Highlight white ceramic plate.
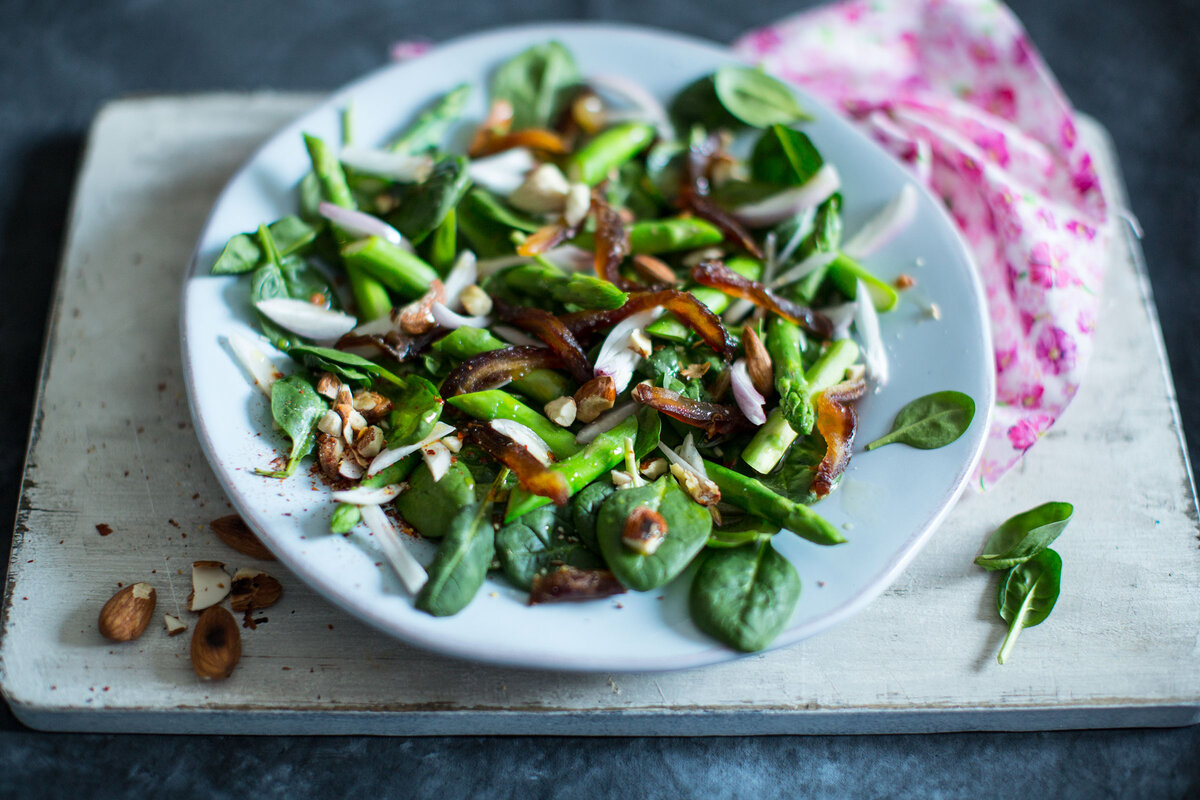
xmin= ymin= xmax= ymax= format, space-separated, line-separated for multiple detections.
xmin=182 ymin=23 xmax=994 ymax=672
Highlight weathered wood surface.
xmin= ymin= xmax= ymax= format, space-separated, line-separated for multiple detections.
xmin=0 ymin=95 xmax=1195 ymax=734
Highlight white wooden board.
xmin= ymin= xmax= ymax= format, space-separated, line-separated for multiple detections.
xmin=0 ymin=94 xmax=1196 ymax=735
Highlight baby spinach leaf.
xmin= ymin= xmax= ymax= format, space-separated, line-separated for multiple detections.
xmin=279 ymin=257 xmax=336 ymax=309
xmin=864 ymin=391 xmax=976 ymax=451
xmin=571 ymin=481 xmax=615 ymax=553
xmin=757 ymin=431 xmax=826 ymax=505
xmin=386 ymin=374 xmax=444 ymax=448
xmin=634 ymin=406 xmax=663 ymax=461
xmin=387 ymin=155 xmax=471 ymax=244
xmin=689 ymin=539 xmax=801 ymax=652
xmin=416 ymin=500 xmax=495 ymax=617
xmin=714 ymin=66 xmax=811 ymax=129
xmin=496 ymin=505 xmax=600 ymax=590
xmin=490 ymin=41 xmax=580 ymax=131
xmin=256 ymin=374 xmax=327 ymax=479
xmin=212 ymin=216 xmax=318 ymax=275
xmin=250 ymin=261 xmax=304 ymax=351
xmin=996 ymin=548 xmax=1062 ymax=664
xmin=751 ymin=125 xmax=824 ymax=187
xmin=975 ymin=502 xmax=1074 ymax=572
xmin=707 ymin=517 xmax=780 ymax=549
xmin=669 ymin=75 xmax=741 ymax=133
xmin=395 ymin=461 xmax=477 ymax=540
xmin=287 ymin=344 xmax=405 ymax=388
xmin=596 ymin=475 xmax=712 ymax=592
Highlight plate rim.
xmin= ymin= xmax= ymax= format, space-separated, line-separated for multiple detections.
xmin=180 ymin=20 xmax=995 ymax=673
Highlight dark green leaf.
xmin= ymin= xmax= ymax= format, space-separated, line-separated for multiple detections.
xmin=864 ymin=391 xmax=976 ymax=451
xmin=416 ymin=501 xmax=495 ymax=617
xmin=634 ymin=406 xmax=662 ymax=461
xmin=757 ymin=431 xmax=826 ymax=505
xmin=996 ymin=548 xmax=1062 ymax=664
xmin=287 ymin=344 xmax=405 ymax=388
xmin=707 ymin=517 xmax=780 ymax=549
xmin=212 ymin=216 xmax=318 ymax=275
xmin=668 ymin=75 xmax=741 ymax=133
xmin=256 ymin=374 xmax=327 ymax=479
xmin=751 ymin=125 xmax=824 ymax=187
xmin=490 ymin=41 xmax=580 ymax=130
xmin=571 ymin=481 xmax=615 ymax=553
xmin=385 ymin=374 xmax=444 ymax=448
xmin=395 ymin=462 xmax=477 ymax=540
xmin=387 ymin=155 xmax=472 ymax=244
xmin=689 ymin=539 xmax=801 ymax=651
xmin=975 ymin=502 xmax=1073 ymax=571
xmin=496 ymin=505 xmax=600 ymax=590
xmin=596 ymin=475 xmax=712 ymax=592
xmin=714 ymin=66 xmax=810 ymax=129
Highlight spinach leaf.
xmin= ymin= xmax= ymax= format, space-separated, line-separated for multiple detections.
xmin=280 ymin=257 xmax=336 ymax=309
xmin=416 ymin=501 xmax=495 ymax=617
xmin=751 ymin=125 xmax=824 ymax=187
xmin=975 ymin=502 xmax=1073 ymax=572
xmin=395 ymin=461 xmax=477 ymax=540
xmin=389 ymin=82 xmax=471 ymax=155
xmin=455 ymin=187 xmax=541 ymax=259
xmin=250 ymin=261 xmax=302 ymax=350
xmin=287 ymin=344 xmax=405 ymax=388
xmin=386 ymin=374 xmax=444 ymax=448
xmin=714 ymin=66 xmax=811 ymax=129
xmin=634 ymin=406 xmax=663 ymax=461
xmin=757 ymin=431 xmax=826 ymax=505
xmin=212 ymin=216 xmax=318 ymax=275
xmin=864 ymin=391 xmax=976 ymax=451
xmin=496 ymin=505 xmax=600 ymax=590
xmin=571 ymin=481 xmax=615 ymax=553
xmin=490 ymin=41 xmax=580 ymax=131
xmin=668 ymin=76 xmax=741 ymax=133
xmin=387 ymin=155 xmax=472 ymax=244
xmin=707 ymin=517 xmax=780 ymax=549
xmin=689 ymin=539 xmax=801 ymax=652
xmin=596 ymin=475 xmax=712 ymax=592
xmin=255 ymin=374 xmax=327 ymax=479
xmin=996 ymin=548 xmax=1062 ymax=664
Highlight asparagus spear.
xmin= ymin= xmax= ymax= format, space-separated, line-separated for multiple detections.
xmin=566 ymin=121 xmax=656 ymax=186
xmin=767 ymin=316 xmax=814 ymax=435
xmin=496 ymin=261 xmax=627 ymax=310
xmin=389 ymin=83 xmax=471 ymax=155
xmin=340 ymin=236 xmax=440 ymax=299
xmin=704 ymin=460 xmax=845 ymax=546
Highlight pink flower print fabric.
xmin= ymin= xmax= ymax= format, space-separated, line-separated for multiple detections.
xmin=735 ymin=0 xmax=1110 ymax=489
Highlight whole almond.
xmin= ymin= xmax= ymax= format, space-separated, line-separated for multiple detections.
xmin=210 ymin=515 xmax=275 ymax=561
xmin=230 ymin=569 xmax=283 ymax=613
xmin=741 ymin=326 xmax=774 ymax=396
xmin=190 ymin=607 xmax=242 ymax=680
xmin=98 ymin=582 xmax=156 ymax=642
xmin=574 ymin=376 xmax=616 ymax=423
xmin=630 ymin=254 xmax=679 ymax=286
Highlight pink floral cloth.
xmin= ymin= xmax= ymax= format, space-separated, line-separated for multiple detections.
xmin=734 ymin=0 xmax=1110 ymax=488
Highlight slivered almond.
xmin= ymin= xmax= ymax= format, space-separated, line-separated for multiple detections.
xmin=741 ymin=326 xmax=774 ymax=396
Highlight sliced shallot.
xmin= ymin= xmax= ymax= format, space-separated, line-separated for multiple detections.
xmin=843 ymin=184 xmax=919 ymax=259
xmin=575 ymin=401 xmax=638 ymax=445
xmin=367 ymin=421 xmax=455 ymax=476
xmin=440 ymin=250 xmax=478 ymax=310
xmin=731 ymin=164 xmax=841 ymax=228
xmin=254 ymin=298 xmax=358 ymax=341
xmin=359 ymin=504 xmax=427 ymax=594
xmin=465 ymin=147 xmax=536 ymax=196
xmin=422 ymin=440 xmax=452 ymax=482
xmin=338 ymin=147 xmax=434 ymax=182
xmin=489 ymin=419 xmax=554 ymax=466
xmin=224 ymin=333 xmax=284 ymax=397
xmin=317 ymin=202 xmax=408 ymax=249
xmin=432 ymin=302 xmax=490 ymax=330
xmin=729 ymin=359 xmax=767 ymax=425
xmin=331 ymin=484 xmax=405 ymax=506
xmin=853 ymin=279 xmax=889 ymax=386
xmin=593 ymin=308 xmax=663 ymax=392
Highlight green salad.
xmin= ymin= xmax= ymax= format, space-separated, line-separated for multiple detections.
xmin=213 ymin=41 xmax=973 ymax=652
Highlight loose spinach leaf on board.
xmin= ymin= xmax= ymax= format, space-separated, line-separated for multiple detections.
xmin=496 ymin=505 xmax=600 ymax=591
xmin=751 ymin=125 xmax=824 ymax=187
xmin=714 ymin=66 xmax=811 ymax=129
xmin=864 ymin=391 xmax=976 ymax=451
xmin=975 ymin=502 xmax=1074 ymax=572
xmin=389 ymin=83 xmax=471 ymax=155
xmin=490 ymin=41 xmax=580 ymax=131
xmin=689 ymin=539 xmax=801 ymax=652
xmin=287 ymin=344 xmax=405 ymax=388
xmin=256 ymin=374 xmax=327 ymax=479
xmin=596 ymin=475 xmax=712 ymax=592
xmin=395 ymin=461 xmax=477 ymax=540
xmin=387 ymin=155 xmax=472 ymax=244
xmin=416 ymin=500 xmax=496 ymax=617
xmin=386 ymin=374 xmax=444 ymax=448
xmin=571 ymin=481 xmax=615 ymax=553
xmin=212 ymin=216 xmax=318 ymax=275
xmin=996 ymin=548 xmax=1062 ymax=664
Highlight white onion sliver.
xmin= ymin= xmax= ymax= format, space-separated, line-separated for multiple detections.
xmin=331 ymin=484 xmax=404 ymax=506
xmin=351 ymin=310 xmax=398 ymax=337
xmin=575 ymin=402 xmax=638 ymax=445
xmin=732 ymin=164 xmax=841 ymax=228
xmin=367 ymin=421 xmax=455 ymax=476
xmin=224 ymin=333 xmax=283 ymax=397
xmin=853 ymin=279 xmax=889 ymax=386
xmin=317 ymin=202 xmax=407 ymax=248
xmin=538 ymin=245 xmax=594 ymax=272
xmin=359 ymin=504 xmax=427 ymax=594
xmin=339 ymin=147 xmax=434 ymax=182
xmin=489 ymin=419 xmax=553 ymax=466
xmin=440 ymin=251 xmax=478 ymax=310
xmin=657 ymin=441 xmax=709 ymax=485
xmin=776 ymin=206 xmax=817 ymax=266
xmin=254 ymin=298 xmax=358 ymax=341
xmin=730 ymin=359 xmax=768 ymax=425
xmin=843 ymin=184 xmax=919 ymax=259
xmin=677 ymin=434 xmax=708 ymax=479
xmin=466 ymin=148 xmax=536 ymax=196
xmin=475 ymin=254 xmax=532 ymax=277
xmin=820 ymin=301 xmax=859 ymax=341
xmin=593 ymin=308 xmax=663 ymax=392
xmin=491 ymin=324 xmax=545 ymax=348
xmin=422 ymin=440 xmax=452 ymax=482
xmin=772 ymin=251 xmax=839 ymax=288
xmin=432 ymin=302 xmax=490 ymax=330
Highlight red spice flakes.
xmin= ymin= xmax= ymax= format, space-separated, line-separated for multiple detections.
xmin=96 ymin=524 xmax=113 ymax=537
xmin=168 ymin=519 xmax=180 ymax=529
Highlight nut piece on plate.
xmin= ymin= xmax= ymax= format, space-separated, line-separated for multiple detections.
xmin=574 ymin=376 xmax=616 ymax=423
xmin=740 ymin=326 xmax=773 ymax=396
xmin=164 ymin=614 xmax=188 ymax=636
xmin=98 ymin=582 xmax=156 ymax=642
xmin=189 ymin=561 xmax=231 ymax=612
xmin=621 ymin=507 xmax=669 ymax=555
xmin=544 ymin=396 xmax=577 ymax=427
xmin=209 ymin=515 xmax=275 ymax=561
xmin=230 ymin=568 xmax=283 ymax=613
xmin=630 ymin=254 xmax=679 ymax=286
xmin=190 ymin=607 xmax=242 ymax=680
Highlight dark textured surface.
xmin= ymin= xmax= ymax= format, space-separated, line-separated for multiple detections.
xmin=0 ymin=0 xmax=1197 ymax=796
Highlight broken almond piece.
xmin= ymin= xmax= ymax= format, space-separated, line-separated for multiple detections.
xmin=741 ymin=326 xmax=774 ymax=396
xmin=680 ymin=362 xmax=711 ymax=381
xmin=315 ymin=372 xmax=342 ymax=400
xmin=189 ymin=561 xmax=231 ymax=612
xmin=574 ymin=376 xmax=616 ymax=423
xmin=191 ymin=607 xmax=241 ymax=680
xmin=670 ymin=463 xmax=721 ymax=507
xmin=98 ymin=582 xmax=156 ymax=642
xmin=622 ymin=507 xmax=669 ymax=555
xmin=544 ymin=396 xmax=577 ymax=427
xmin=230 ymin=568 xmax=283 ymax=613
xmin=164 ymin=613 xmax=188 ymax=636
xmin=210 ymin=515 xmax=275 ymax=561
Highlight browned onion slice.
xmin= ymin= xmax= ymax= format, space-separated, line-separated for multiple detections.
xmin=811 ymin=381 xmax=866 ymax=498
xmin=561 ymin=290 xmax=736 ymax=360
xmin=529 ymin=566 xmax=626 ymax=605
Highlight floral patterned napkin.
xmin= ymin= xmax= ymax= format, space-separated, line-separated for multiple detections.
xmin=734 ymin=0 xmax=1110 ymax=488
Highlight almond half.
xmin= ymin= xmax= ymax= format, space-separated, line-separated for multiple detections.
xmin=189 ymin=561 xmax=231 ymax=612
xmin=191 ymin=607 xmax=242 ymax=680
xmin=98 ymin=582 xmax=156 ymax=642
xmin=210 ymin=515 xmax=275 ymax=561
xmin=230 ymin=569 xmax=283 ymax=613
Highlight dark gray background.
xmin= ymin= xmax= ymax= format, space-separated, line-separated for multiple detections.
xmin=0 ymin=0 xmax=1197 ymax=797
